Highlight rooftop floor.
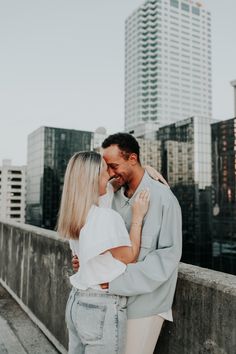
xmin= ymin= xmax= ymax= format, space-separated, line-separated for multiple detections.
xmin=0 ymin=285 xmax=59 ymax=354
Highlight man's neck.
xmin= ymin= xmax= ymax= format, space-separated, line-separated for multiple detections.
xmin=124 ymin=167 xmax=145 ymax=198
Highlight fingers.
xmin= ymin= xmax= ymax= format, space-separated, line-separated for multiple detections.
xmin=151 ymin=171 xmax=169 ymax=186
xmin=145 ymin=165 xmax=170 ymax=187
xmin=155 ymin=173 xmax=169 ymax=187
xmin=136 ymin=188 xmax=150 ymax=201
xmin=72 ymin=256 xmax=79 ymax=265
xmin=72 ymin=255 xmax=80 ymax=272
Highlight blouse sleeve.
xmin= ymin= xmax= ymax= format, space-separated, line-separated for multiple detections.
xmin=80 ymin=207 xmax=131 ymax=263
xmin=80 ymin=252 xmax=127 ymax=285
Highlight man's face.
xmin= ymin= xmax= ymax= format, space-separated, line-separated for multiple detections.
xmin=102 ymin=145 xmax=134 ymax=186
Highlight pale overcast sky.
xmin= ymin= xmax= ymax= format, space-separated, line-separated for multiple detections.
xmin=0 ymin=0 xmax=235 ymax=165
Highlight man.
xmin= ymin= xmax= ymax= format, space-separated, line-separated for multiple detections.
xmin=74 ymin=133 xmax=182 ymax=354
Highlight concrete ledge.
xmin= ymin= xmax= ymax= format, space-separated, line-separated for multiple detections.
xmin=178 ymin=262 xmax=236 ymax=293
xmin=0 ymin=220 xmax=71 ymax=352
xmin=0 ymin=220 xmax=236 ymax=354
xmin=157 ymin=264 xmax=236 ymax=353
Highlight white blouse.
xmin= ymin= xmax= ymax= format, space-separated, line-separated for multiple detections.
xmin=69 ymin=198 xmax=131 ymax=291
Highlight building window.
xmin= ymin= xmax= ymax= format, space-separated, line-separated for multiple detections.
xmin=181 ymin=3 xmax=190 ymax=12
xmin=192 ymin=6 xmax=200 ymax=16
xmin=9 ymin=170 xmax=22 ymax=174
xmin=10 ymin=192 xmax=21 ymax=197
xmin=10 ymin=200 xmax=21 ymax=204
xmin=170 ymin=0 xmax=179 ymax=9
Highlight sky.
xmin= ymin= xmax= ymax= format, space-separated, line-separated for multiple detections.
xmin=0 ymin=0 xmax=236 ymax=165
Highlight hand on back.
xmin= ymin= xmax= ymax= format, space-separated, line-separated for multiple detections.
xmin=72 ymin=255 xmax=79 ymax=272
xmin=145 ymin=165 xmax=169 ymax=187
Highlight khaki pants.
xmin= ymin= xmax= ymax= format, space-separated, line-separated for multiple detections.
xmin=125 ymin=315 xmax=164 ymax=354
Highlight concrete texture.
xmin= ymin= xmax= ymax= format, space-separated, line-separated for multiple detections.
xmin=0 ymin=220 xmax=71 ymax=352
xmin=0 ymin=220 xmax=236 ymax=354
xmin=0 ymin=285 xmax=59 ymax=354
xmin=156 ymin=263 xmax=236 ymax=354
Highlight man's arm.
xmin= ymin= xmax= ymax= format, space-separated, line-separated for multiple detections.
xmin=108 ymin=195 xmax=182 ymax=296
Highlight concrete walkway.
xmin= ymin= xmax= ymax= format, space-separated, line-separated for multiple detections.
xmin=0 ymin=285 xmax=59 ymax=354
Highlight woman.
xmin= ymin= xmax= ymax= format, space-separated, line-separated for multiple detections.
xmin=57 ymin=151 xmax=150 ymax=354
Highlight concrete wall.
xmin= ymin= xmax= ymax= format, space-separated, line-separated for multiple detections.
xmin=157 ymin=264 xmax=236 ymax=354
xmin=0 ymin=220 xmax=236 ymax=354
xmin=0 ymin=220 xmax=71 ymax=353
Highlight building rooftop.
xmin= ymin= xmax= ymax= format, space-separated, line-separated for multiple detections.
xmin=0 ymin=285 xmax=59 ymax=354
xmin=0 ymin=219 xmax=236 ymax=353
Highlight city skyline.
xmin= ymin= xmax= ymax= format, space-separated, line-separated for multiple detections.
xmin=0 ymin=0 xmax=236 ymax=165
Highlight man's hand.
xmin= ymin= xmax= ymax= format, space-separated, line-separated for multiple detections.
xmin=72 ymin=255 xmax=108 ymax=289
xmin=72 ymin=255 xmax=80 ymax=272
xmin=144 ymin=165 xmax=169 ymax=187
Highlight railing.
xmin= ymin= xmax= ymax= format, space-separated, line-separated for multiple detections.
xmin=0 ymin=220 xmax=235 ymax=354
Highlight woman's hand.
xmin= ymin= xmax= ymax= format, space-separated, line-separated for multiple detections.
xmin=132 ymin=189 xmax=150 ymax=221
xmin=144 ymin=165 xmax=169 ymax=187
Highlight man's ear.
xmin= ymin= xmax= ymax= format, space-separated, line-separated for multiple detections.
xmin=129 ymin=153 xmax=138 ymax=166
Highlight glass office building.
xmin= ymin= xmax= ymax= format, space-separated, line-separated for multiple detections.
xmin=137 ymin=138 xmax=162 ymax=171
xmin=211 ymin=118 xmax=236 ymax=275
xmin=125 ymin=0 xmax=212 ymax=137
xmin=158 ymin=116 xmax=212 ymax=268
xmin=26 ymin=126 xmax=92 ymax=230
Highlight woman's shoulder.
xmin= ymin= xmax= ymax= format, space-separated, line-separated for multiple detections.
xmin=86 ymin=206 xmax=124 ymax=232
xmin=92 ymin=205 xmax=121 ymax=220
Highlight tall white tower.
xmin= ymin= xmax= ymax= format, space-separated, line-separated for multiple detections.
xmin=125 ymin=0 xmax=212 ymax=137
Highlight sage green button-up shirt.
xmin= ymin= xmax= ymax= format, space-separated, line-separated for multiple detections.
xmin=109 ymin=171 xmax=182 ymax=319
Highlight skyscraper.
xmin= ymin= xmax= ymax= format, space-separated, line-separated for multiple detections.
xmin=158 ymin=116 xmax=212 ymax=268
xmin=125 ymin=0 xmax=212 ymax=136
xmin=26 ymin=126 xmax=92 ymax=230
xmin=137 ymin=138 xmax=162 ymax=171
xmin=211 ymin=118 xmax=236 ymax=275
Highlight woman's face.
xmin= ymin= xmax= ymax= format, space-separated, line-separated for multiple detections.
xmin=99 ymin=159 xmax=110 ymax=196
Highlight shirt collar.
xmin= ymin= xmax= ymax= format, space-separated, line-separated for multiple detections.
xmin=119 ymin=171 xmax=151 ymax=207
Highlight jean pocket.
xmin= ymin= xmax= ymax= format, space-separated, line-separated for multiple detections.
xmin=76 ymin=300 xmax=107 ymax=342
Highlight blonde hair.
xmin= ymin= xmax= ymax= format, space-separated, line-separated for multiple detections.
xmin=57 ymin=151 xmax=102 ymax=239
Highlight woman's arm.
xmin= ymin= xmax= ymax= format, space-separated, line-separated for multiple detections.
xmin=108 ymin=189 xmax=150 ymax=264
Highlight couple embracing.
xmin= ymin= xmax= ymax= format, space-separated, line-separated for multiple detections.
xmin=57 ymin=132 xmax=182 ymax=354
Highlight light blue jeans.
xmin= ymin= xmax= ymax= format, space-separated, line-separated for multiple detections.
xmin=66 ymin=287 xmax=128 ymax=354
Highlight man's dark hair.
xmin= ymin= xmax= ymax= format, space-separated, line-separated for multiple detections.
xmin=102 ymin=132 xmax=140 ymax=162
